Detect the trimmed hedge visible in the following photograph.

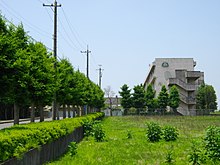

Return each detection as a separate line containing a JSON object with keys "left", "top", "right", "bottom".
{"left": 0, "top": 112, "right": 104, "bottom": 162}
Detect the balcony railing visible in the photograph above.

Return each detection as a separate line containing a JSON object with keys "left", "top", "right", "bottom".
{"left": 168, "top": 78, "right": 196, "bottom": 91}
{"left": 186, "top": 71, "right": 201, "bottom": 79}
{"left": 179, "top": 93, "right": 196, "bottom": 104}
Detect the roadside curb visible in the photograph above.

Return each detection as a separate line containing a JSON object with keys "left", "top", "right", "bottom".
{"left": 0, "top": 117, "right": 41, "bottom": 124}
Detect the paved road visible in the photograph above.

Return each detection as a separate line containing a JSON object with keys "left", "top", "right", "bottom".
{"left": 0, "top": 117, "right": 54, "bottom": 130}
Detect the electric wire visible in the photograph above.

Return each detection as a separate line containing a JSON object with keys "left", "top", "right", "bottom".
{"left": 61, "top": 7, "right": 87, "bottom": 49}
{"left": 57, "top": 17, "right": 81, "bottom": 51}
{"left": 0, "top": 1, "right": 52, "bottom": 39}
{"left": 1, "top": 14, "right": 53, "bottom": 52}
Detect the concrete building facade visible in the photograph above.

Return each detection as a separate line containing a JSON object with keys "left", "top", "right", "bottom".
{"left": 144, "top": 58, "right": 204, "bottom": 115}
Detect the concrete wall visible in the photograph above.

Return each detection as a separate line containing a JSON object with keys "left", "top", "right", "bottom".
{"left": 153, "top": 58, "right": 195, "bottom": 96}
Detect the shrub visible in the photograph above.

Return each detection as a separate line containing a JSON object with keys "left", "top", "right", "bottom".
{"left": 82, "top": 119, "right": 94, "bottom": 137}
{"left": 127, "top": 130, "right": 132, "bottom": 139}
{"left": 204, "top": 126, "right": 220, "bottom": 162}
{"left": 92, "top": 122, "right": 106, "bottom": 142}
{"left": 68, "top": 142, "right": 77, "bottom": 156}
{"left": 165, "top": 146, "right": 175, "bottom": 164}
{"left": 146, "top": 122, "right": 162, "bottom": 142}
{"left": 188, "top": 141, "right": 206, "bottom": 165}
{"left": 0, "top": 112, "right": 104, "bottom": 162}
{"left": 163, "top": 126, "right": 179, "bottom": 141}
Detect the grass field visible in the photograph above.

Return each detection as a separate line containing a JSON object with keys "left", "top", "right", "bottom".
{"left": 48, "top": 115, "right": 220, "bottom": 165}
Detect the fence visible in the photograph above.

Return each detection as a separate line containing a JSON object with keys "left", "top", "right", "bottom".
{"left": 2, "top": 127, "right": 83, "bottom": 165}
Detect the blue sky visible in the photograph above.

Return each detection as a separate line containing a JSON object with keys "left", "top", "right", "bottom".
{"left": 0, "top": 0, "right": 220, "bottom": 107}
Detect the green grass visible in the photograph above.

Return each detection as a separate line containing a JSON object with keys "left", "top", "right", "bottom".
{"left": 47, "top": 116, "right": 220, "bottom": 165}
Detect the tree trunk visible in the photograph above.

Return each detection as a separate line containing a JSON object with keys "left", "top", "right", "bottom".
{"left": 4, "top": 108, "right": 7, "bottom": 120}
{"left": 56, "top": 102, "right": 60, "bottom": 120}
{"left": 30, "top": 103, "right": 35, "bottom": 122}
{"left": 74, "top": 106, "right": 79, "bottom": 116}
{"left": 14, "top": 103, "right": 19, "bottom": 125}
{"left": 173, "top": 108, "right": 177, "bottom": 115}
{"left": 79, "top": 106, "right": 82, "bottom": 116}
{"left": 87, "top": 106, "right": 89, "bottom": 114}
{"left": 39, "top": 104, "right": 44, "bottom": 122}
{"left": 67, "top": 105, "right": 71, "bottom": 118}
{"left": 124, "top": 108, "right": 128, "bottom": 115}
{"left": 72, "top": 106, "right": 76, "bottom": 117}
{"left": 52, "top": 100, "right": 57, "bottom": 120}
{"left": 84, "top": 105, "right": 87, "bottom": 115}
{"left": 63, "top": 104, "right": 66, "bottom": 119}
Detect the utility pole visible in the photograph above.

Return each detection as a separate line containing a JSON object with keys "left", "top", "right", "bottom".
{"left": 97, "top": 65, "right": 104, "bottom": 88}
{"left": 81, "top": 45, "right": 91, "bottom": 79}
{"left": 43, "top": 0, "right": 61, "bottom": 120}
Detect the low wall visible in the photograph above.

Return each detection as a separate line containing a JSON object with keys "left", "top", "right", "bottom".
{"left": 2, "top": 126, "right": 83, "bottom": 165}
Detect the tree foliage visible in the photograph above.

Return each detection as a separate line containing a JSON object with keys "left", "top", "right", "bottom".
{"left": 0, "top": 15, "right": 104, "bottom": 121}
{"left": 158, "top": 85, "right": 169, "bottom": 113}
{"left": 145, "top": 84, "right": 156, "bottom": 112}
{"left": 169, "top": 85, "right": 180, "bottom": 113}
{"left": 132, "top": 84, "right": 146, "bottom": 114}
{"left": 196, "top": 84, "right": 217, "bottom": 110}
{"left": 119, "top": 84, "right": 132, "bottom": 115}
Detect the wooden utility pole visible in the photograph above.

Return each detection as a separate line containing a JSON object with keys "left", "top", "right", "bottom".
{"left": 97, "top": 65, "right": 104, "bottom": 88}
{"left": 81, "top": 45, "right": 91, "bottom": 79}
{"left": 43, "top": 0, "right": 61, "bottom": 120}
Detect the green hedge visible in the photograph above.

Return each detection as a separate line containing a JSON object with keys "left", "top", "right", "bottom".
{"left": 0, "top": 112, "right": 104, "bottom": 162}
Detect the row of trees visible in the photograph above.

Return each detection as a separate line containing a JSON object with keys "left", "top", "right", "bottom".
{"left": 119, "top": 84, "right": 180, "bottom": 115}
{"left": 119, "top": 83, "right": 218, "bottom": 115}
{"left": 0, "top": 15, "right": 104, "bottom": 123}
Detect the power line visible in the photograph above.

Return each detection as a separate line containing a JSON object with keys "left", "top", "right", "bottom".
{"left": 61, "top": 7, "right": 86, "bottom": 49}
{"left": 37, "top": 0, "right": 51, "bottom": 4}
{"left": 0, "top": 1, "right": 51, "bottom": 39}
{"left": 58, "top": 17, "right": 81, "bottom": 51}
{"left": 0, "top": 13, "right": 53, "bottom": 52}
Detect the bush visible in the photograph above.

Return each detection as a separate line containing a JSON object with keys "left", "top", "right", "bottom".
{"left": 82, "top": 119, "right": 94, "bottom": 137}
{"left": 163, "top": 126, "right": 179, "bottom": 141}
{"left": 68, "top": 142, "right": 77, "bottom": 156}
{"left": 146, "top": 122, "right": 162, "bottom": 142}
{"left": 127, "top": 130, "right": 132, "bottom": 139}
{"left": 204, "top": 126, "right": 220, "bottom": 162}
{"left": 92, "top": 122, "right": 106, "bottom": 142}
{"left": 165, "top": 146, "right": 175, "bottom": 164}
{"left": 0, "top": 112, "right": 104, "bottom": 162}
{"left": 188, "top": 141, "right": 206, "bottom": 165}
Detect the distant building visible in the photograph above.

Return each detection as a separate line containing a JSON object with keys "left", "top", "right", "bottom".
{"left": 104, "top": 96, "right": 121, "bottom": 109}
{"left": 144, "top": 58, "right": 204, "bottom": 115}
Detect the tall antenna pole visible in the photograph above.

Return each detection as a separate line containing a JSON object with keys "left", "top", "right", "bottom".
{"left": 43, "top": 0, "right": 61, "bottom": 120}
{"left": 97, "top": 65, "right": 104, "bottom": 88}
{"left": 81, "top": 45, "right": 91, "bottom": 79}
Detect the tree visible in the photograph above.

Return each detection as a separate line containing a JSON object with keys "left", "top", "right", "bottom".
{"left": 90, "top": 85, "right": 105, "bottom": 111}
{"left": 104, "top": 86, "right": 115, "bottom": 109}
{"left": 132, "top": 84, "right": 146, "bottom": 114}
{"left": 3, "top": 23, "right": 31, "bottom": 124}
{"left": 56, "top": 59, "right": 74, "bottom": 118}
{"left": 157, "top": 85, "right": 169, "bottom": 114}
{"left": 27, "top": 42, "right": 55, "bottom": 122}
{"left": 145, "top": 84, "right": 156, "bottom": 113}
{"left": 196, "top": 84, "right": 217, "bottom": 110}
{"left": 168, "top": 85, "right": 180, "bottom": 114}
{"left": 119, "top": 84, "right": 132, "bottom": 115}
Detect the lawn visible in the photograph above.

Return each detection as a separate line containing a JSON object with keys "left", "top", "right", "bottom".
{"left": 47, "top": 115, "right": 220, "bottom": 165}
